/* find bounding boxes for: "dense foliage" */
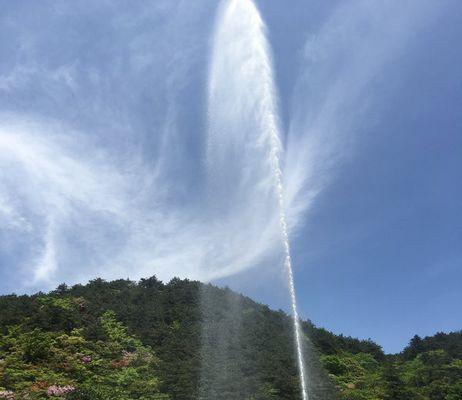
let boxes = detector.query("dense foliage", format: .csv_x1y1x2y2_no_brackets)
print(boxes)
0,277,460,399
304,318,462,399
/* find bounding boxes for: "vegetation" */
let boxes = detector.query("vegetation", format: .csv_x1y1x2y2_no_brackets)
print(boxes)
0,277,460,399
303,322,462,399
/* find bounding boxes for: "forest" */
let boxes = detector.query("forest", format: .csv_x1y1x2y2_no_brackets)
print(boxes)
0,277,460,399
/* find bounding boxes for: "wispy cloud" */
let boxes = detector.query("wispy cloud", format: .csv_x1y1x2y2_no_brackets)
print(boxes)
0,0,287,292
0,0,448,292
284,0,444,232
0,116,129,286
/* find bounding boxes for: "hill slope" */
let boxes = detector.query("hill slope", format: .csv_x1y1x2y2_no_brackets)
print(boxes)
0,277,460,399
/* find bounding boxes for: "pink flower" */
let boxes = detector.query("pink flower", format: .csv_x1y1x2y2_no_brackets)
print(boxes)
46,385,75,396
0,391,15,400
81,355,92,364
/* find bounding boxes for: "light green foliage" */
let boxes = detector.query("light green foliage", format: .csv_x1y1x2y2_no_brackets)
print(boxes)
37,296,76,311
0,306,168,399
322,353,384,400
322,347,462,400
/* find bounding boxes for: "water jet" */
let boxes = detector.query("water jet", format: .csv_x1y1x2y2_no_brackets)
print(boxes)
207,0,309,398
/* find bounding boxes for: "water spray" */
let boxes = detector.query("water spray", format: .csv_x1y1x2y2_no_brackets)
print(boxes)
208,0,309,398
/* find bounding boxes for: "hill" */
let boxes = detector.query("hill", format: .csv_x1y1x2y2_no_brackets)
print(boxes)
0,277,460,399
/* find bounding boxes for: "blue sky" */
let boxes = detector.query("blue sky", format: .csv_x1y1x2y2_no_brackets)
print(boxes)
0,0,461,353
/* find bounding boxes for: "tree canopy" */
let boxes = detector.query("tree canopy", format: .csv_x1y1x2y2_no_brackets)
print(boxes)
0,277,460,399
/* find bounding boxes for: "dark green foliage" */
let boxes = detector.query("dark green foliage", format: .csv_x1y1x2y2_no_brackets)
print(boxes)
67,387,106,400
198,285,316,400
303,321,385,361
0,277,460,400
402,332,462,360
0,278,321,399
382,362,415,400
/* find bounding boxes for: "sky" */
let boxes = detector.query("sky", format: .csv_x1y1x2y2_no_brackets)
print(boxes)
0,0,461,353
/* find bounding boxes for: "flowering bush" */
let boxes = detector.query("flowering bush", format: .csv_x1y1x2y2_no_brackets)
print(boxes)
46,385,75,396
0,391,15,400
81,355,92,364
0,308,166,399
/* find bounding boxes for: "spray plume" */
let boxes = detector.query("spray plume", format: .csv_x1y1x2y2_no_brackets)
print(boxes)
207,0,308,398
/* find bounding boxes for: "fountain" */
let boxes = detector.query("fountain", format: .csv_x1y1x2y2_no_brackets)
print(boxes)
207,0,308,398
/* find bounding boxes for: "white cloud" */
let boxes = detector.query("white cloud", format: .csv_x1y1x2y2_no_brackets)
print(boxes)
283,0,442,232
0,106,279,290
0,0,446,292
0,116,130,287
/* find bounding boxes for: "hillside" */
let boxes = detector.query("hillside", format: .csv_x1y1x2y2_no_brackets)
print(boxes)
0,277,460,399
